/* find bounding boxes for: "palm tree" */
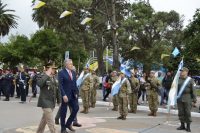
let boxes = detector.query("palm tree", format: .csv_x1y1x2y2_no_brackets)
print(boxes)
0,0,18,36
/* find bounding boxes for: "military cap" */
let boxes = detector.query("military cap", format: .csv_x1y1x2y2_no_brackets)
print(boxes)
180,67,189,72
44,61,57,69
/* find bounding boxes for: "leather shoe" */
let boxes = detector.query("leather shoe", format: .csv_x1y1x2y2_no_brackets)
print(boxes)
66,125,75,132
73,122,82,127
61,130,68,133
55,118,59,125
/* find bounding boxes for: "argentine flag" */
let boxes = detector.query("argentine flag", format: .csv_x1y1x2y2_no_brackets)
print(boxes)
168,59,183,107
172,47,180,57
111,77,121,96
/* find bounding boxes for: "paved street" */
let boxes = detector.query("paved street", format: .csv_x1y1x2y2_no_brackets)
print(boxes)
0,91,200,133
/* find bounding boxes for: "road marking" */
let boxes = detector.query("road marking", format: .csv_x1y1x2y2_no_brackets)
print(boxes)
86,128,137,133
95,116,166,119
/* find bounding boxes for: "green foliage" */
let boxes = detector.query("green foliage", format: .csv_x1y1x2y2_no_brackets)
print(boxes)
0,0,18,36
0,35,31,68
119,1,183,71
31,29,61,63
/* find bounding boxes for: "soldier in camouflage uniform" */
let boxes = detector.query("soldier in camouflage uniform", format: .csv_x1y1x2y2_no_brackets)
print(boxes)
111,71,119,111
90,71,99,108
176,67,197,132
80,68,92,114
117,72,131,120
146,71,160,117
128,71,140,113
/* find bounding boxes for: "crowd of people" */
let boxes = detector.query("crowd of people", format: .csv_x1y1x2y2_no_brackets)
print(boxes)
0,59,199,133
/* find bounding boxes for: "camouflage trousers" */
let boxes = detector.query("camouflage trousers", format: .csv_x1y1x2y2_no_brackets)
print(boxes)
80,89,90,108
147,90,158,113
177,101,192,123
128,93,137,112
112,95,119,107
90,88,97,106
118,96,128,117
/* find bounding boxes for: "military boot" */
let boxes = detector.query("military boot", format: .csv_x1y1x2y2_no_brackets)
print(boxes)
185,123,191,132
117,116,123,119
153,112,157,117
177,122,185,130
122,116,126,120
80,107,86,113
85,107,89,114
148,112,153,116
112,106,118,111
91,104,95,108
129,109,136,113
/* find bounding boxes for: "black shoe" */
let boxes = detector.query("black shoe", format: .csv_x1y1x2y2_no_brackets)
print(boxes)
3,98,9,101
15,96,20,98
177,122,185,130
185,123,191,132
55,118,59,125
73,122,82,127
19,101,26,104
66,125,75,132
122,117,126,120
117,116,123,119
61,130,68,133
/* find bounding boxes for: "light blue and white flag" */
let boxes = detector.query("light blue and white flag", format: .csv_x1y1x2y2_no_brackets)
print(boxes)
172,47,180,57
77,72,91,89
76,71,84,88
106,57,113,66
168,59,183,108
111,77,127,96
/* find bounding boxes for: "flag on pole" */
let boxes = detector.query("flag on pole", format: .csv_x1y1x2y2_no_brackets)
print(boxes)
76,71,84,88
172,47,180,57
131,46,140,51
32,0,46,9
196,58,200,62
89,61,98,71
161,54,170,60
167,59,183,109
81,17,92,25
111,77,121,96
59,10,73,18
106,57,113,66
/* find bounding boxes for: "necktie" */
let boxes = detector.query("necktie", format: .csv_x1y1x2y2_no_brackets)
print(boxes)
69,70,72,80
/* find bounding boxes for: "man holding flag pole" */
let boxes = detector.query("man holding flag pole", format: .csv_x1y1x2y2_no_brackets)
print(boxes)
111,71,131,120
167,58,197,132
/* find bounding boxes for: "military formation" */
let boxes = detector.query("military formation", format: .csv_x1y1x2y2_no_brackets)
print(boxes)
0,66,39,102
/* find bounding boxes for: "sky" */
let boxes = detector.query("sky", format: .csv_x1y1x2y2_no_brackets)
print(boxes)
1,0,200,43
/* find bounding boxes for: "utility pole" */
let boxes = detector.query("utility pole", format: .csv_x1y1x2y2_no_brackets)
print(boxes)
111,0,120,70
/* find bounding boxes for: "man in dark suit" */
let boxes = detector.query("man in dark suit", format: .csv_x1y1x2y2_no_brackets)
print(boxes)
59,59,79,133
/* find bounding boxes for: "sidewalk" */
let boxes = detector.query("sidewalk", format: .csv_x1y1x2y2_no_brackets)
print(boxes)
94,89,200,117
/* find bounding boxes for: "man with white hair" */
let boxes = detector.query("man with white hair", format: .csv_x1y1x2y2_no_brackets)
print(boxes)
58,59,79,133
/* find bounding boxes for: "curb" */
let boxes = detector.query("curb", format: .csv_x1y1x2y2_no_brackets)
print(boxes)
78,99,200,118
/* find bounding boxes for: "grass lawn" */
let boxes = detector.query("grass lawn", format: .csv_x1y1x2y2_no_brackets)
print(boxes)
196,89,200,96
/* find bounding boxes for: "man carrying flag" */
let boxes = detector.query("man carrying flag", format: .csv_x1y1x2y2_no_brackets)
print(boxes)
176,67,197,132
115,72,131,120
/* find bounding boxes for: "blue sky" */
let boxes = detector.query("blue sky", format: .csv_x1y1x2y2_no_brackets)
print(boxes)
1,0,200,43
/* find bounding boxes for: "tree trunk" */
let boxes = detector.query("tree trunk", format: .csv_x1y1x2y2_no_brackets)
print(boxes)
111,0,120,70
96,34,105,76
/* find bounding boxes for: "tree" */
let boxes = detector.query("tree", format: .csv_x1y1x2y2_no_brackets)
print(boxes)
0,0,18,36
183,9,200,75
31,29,61,64
119,1,183,71
0,35,32,68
